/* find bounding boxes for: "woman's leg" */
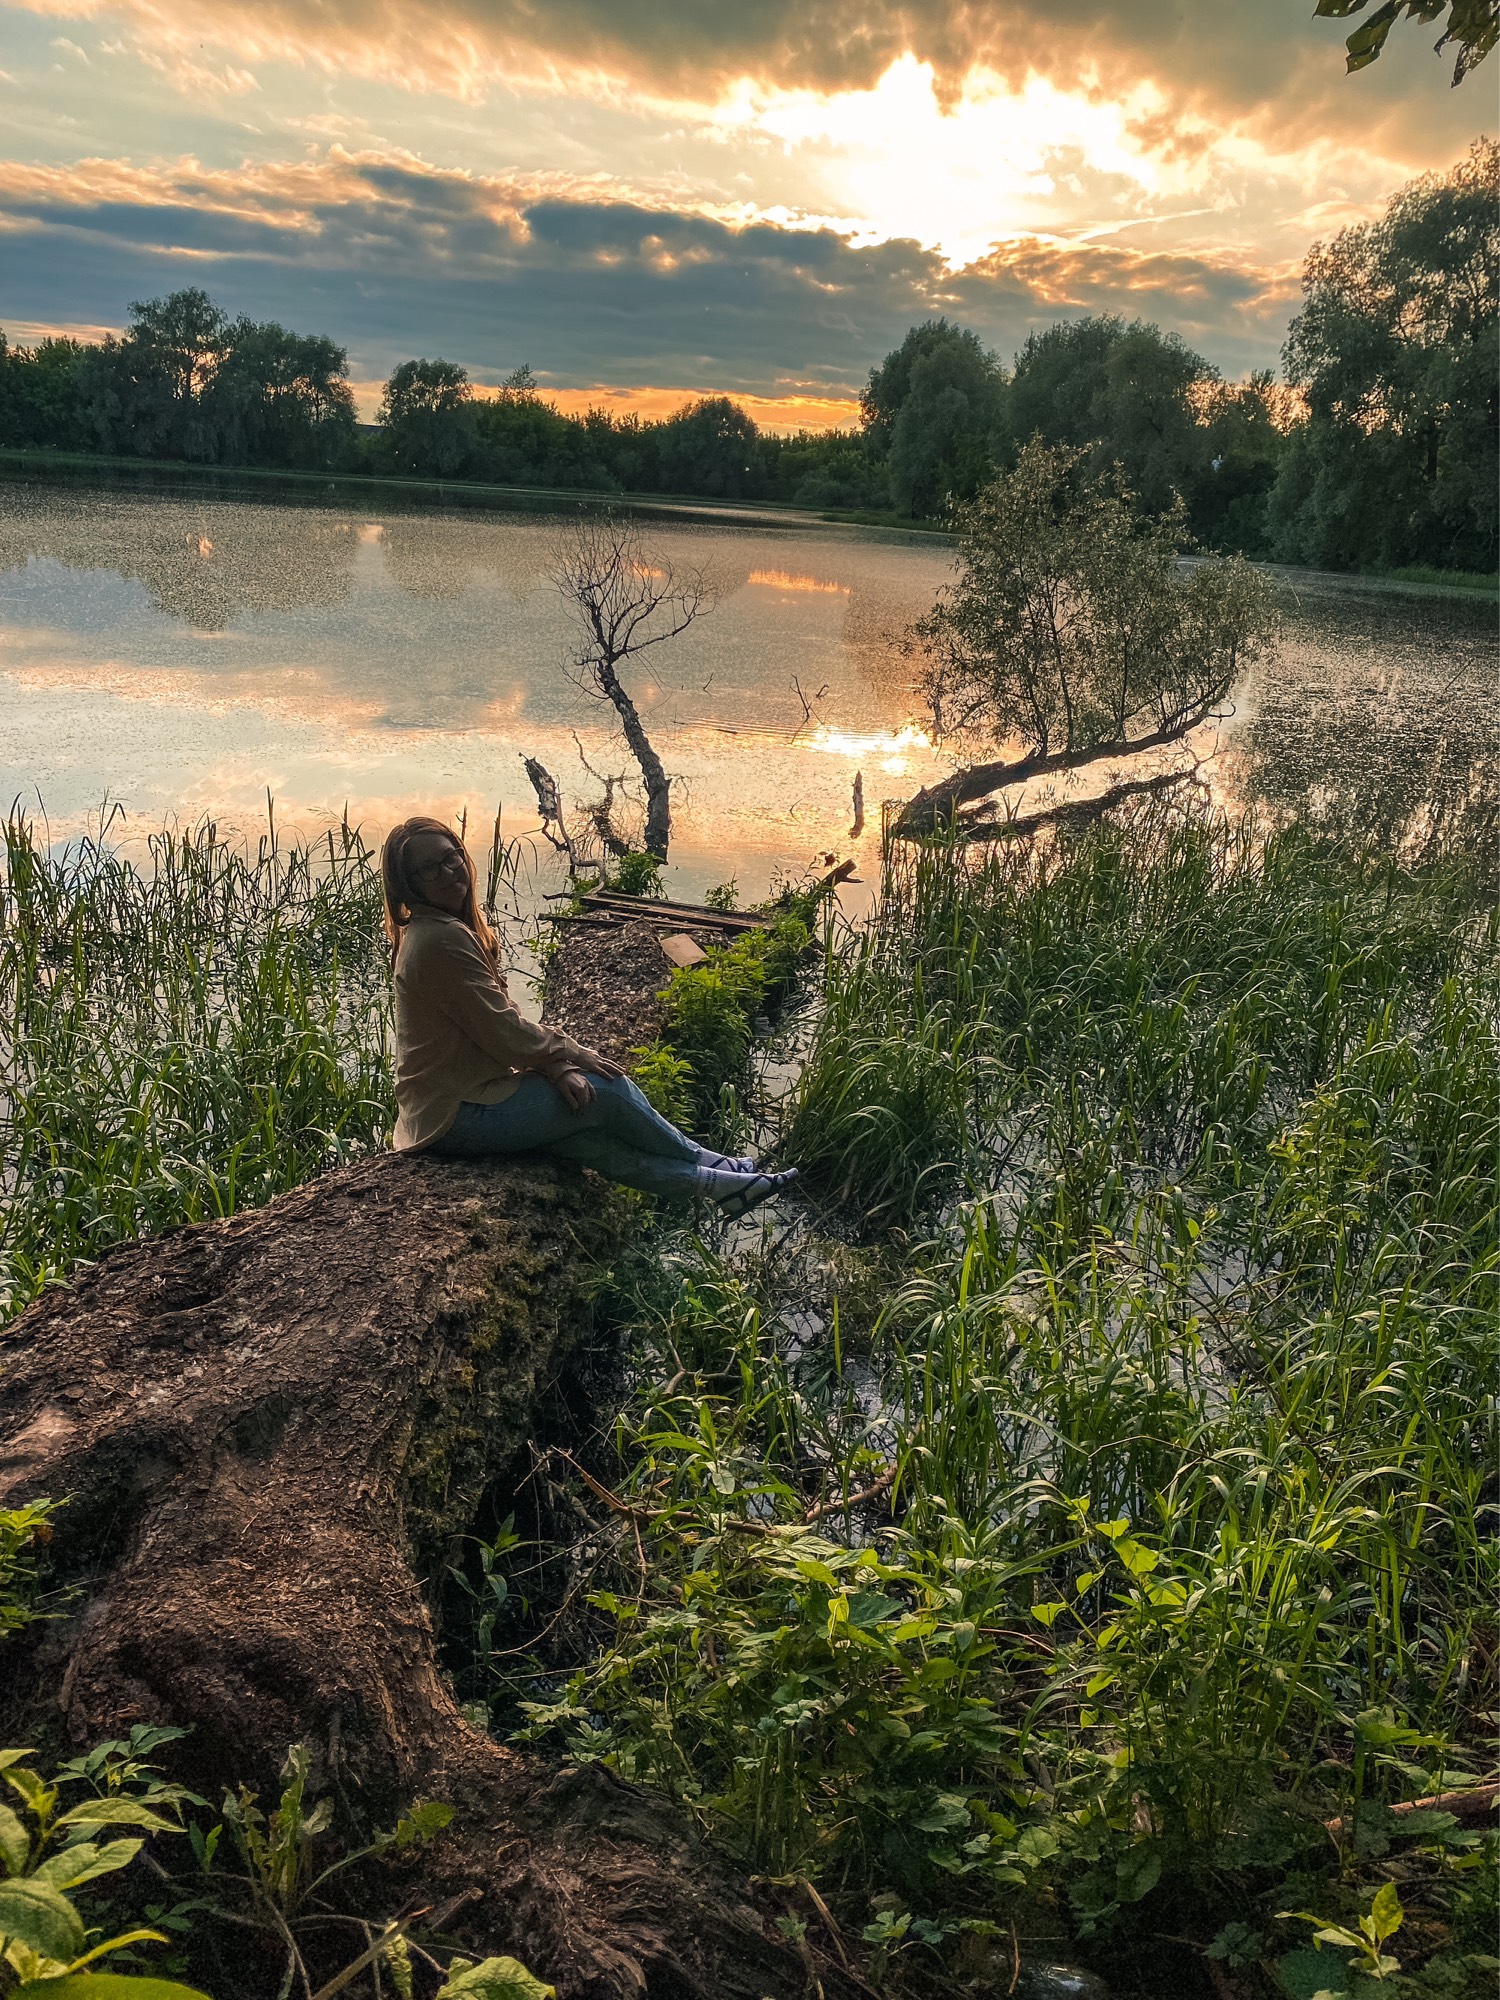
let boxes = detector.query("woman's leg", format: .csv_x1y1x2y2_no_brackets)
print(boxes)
431,1073,704,1192
578,1073,701,1161
539,1129,701,1198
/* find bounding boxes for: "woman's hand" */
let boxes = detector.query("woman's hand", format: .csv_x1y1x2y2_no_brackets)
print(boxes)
553,1066,596,1112
567,1048,626,1081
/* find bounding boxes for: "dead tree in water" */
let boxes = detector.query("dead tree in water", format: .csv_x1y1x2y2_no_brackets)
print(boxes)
554,516,712,860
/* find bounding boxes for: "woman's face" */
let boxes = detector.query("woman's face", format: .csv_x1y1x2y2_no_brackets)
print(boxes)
404,832,470,916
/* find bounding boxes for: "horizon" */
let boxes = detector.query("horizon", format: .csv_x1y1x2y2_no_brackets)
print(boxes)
1,1,1485,427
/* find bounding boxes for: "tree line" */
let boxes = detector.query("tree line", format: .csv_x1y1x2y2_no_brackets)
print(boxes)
1,139,1493,574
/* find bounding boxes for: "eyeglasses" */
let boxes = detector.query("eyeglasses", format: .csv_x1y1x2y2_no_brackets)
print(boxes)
410,851,467,883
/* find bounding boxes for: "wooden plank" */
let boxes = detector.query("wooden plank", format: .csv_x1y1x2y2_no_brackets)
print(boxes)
659,932,709,968
578,892,767,932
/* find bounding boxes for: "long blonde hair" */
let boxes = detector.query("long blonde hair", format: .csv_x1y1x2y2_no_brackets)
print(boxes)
381,817,499,970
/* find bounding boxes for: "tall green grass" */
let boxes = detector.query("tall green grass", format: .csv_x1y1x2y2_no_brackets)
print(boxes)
517,805,1499,1987
0,810,393,1321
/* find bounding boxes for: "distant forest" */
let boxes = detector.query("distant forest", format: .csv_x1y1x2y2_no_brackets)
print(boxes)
2,140,1494,575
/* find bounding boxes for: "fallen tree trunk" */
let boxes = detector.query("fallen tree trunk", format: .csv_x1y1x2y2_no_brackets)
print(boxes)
0,976,838,1995
948,768,1193,842
891,722,1202,838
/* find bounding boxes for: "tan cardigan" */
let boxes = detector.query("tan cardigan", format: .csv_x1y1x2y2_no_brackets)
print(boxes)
392,910,598,1152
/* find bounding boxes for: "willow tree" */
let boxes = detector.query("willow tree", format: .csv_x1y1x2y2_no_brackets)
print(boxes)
895,439,1275,837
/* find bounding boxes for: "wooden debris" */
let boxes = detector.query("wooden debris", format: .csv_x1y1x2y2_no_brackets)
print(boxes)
659,932,709,968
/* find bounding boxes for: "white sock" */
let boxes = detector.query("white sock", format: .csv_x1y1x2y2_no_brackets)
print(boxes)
693,1163,759,1198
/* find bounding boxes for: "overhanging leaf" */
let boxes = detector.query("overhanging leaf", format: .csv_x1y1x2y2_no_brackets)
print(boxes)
0,1801,30,1875
18,1976,214,1998
53,1799,178,1835
0,1878,86,1961
30,1838,144,1892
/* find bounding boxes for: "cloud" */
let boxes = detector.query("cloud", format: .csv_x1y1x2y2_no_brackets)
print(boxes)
11,0,1481,153
0,148,1301,394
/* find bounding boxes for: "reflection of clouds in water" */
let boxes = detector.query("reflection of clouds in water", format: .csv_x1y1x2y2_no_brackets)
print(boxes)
747,568,849,595
4,482,1489,887
0,488,362,630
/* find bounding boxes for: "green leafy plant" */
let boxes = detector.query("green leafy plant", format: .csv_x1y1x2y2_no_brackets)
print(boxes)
435,1957,553,1998
0,1733,206,1992
605,850,665,898
0,1503,59,1639
1282,1882,1406,1983
203,1743,452,1997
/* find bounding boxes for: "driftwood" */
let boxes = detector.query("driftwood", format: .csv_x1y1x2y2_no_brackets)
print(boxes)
0,970,835,1997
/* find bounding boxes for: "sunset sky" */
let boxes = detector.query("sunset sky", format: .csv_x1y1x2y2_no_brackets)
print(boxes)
1,0,1484,426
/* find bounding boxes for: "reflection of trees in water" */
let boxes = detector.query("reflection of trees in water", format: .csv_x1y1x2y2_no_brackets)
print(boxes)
1226,588,1498,878
0,488,360,630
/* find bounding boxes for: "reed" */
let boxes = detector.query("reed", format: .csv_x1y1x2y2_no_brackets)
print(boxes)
518,802,1499,1982
0,809,393,1322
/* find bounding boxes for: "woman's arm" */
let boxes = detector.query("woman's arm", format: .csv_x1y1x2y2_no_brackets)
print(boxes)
430,925,609,1076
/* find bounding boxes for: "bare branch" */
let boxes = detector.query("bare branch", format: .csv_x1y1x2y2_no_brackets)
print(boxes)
552,512,715,858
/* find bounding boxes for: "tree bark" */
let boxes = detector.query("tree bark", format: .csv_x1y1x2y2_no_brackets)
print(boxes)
0,985,838,1996
892,720,1205,838
596,659,671,860
948,768,1192,842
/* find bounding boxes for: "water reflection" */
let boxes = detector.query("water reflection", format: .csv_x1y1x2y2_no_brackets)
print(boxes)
0,483,953,898
1226,578,1498,875
0,482,1492,896
0,486,361,629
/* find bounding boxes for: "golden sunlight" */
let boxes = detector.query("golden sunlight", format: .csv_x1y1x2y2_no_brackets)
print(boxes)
715,54,1167,265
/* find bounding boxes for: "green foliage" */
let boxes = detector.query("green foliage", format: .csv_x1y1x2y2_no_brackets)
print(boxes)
377,356,476,475
0,809,393,1323
436,1958,554,1999
605,850,665,898
528,804,1496,1972
649,912,812,1130
862,319,1005,517
0,1503,58,1639
1007,316,1224,522
16,1976,212,1997
629,1044,694,1128
915,438,1276,767
0,290,356,469
0,1733,203,1991
1272,138,1498,575
1282,1881,1406,1982
1314,0,1496,83
188,1743,452,1998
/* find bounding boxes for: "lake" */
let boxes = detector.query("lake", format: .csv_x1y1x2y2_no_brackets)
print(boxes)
1,480,1494,907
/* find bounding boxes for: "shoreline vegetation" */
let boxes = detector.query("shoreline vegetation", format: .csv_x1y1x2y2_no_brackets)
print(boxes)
0,129,1495,2000
2,139,1495,584
2,785,1496,1999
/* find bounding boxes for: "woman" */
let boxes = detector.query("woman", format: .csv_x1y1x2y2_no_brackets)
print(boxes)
383,817,794,1217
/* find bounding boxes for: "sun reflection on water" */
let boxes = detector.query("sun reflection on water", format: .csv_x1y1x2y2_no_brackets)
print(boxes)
804,722,932,773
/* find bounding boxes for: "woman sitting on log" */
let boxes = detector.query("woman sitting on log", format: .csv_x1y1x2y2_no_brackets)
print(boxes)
383,817,794,1218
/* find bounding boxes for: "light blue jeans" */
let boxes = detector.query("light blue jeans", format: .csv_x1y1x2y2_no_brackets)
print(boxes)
430,1071,701,1197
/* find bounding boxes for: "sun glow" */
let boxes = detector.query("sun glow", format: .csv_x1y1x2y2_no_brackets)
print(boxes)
715,55,1169,266
804,722,934,775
